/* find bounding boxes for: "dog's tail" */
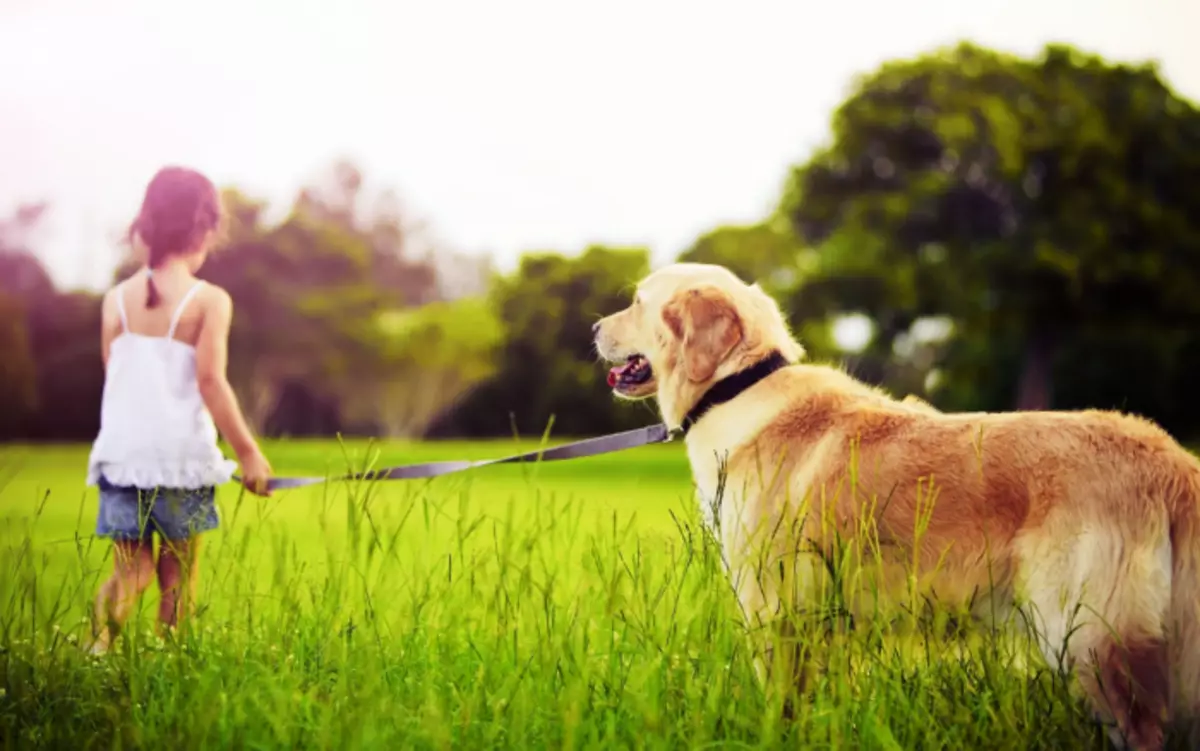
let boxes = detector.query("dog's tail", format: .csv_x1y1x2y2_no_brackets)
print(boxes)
1169,466,1200,737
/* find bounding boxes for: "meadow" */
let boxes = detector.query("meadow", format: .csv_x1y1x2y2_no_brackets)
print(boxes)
1,438,1112,749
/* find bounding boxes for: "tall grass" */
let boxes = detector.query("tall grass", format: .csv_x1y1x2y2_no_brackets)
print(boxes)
0,442,1109,749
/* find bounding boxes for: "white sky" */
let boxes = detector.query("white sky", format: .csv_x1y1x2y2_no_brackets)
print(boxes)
1,0,1196,292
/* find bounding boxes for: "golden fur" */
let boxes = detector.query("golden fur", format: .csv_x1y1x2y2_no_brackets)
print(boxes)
594,262,1200,750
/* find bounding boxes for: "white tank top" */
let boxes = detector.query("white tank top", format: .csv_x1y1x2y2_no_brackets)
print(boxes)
86,277,237,489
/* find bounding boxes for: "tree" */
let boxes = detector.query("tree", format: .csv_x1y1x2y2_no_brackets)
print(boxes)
293,158,440,306
0,249,55,301
0,203,56,303
341,297,505,438
781,42,1200,410
677,221,810,296
0,293,37,439
0,212,48,438
22,291,105,440
0,203,99,441
427,245,654,438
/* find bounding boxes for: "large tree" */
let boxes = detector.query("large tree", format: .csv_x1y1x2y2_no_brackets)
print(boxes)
781,43,1200,410
677,221,809,296
0,293,37,439
343,297,504,438
0,204,105,441
427,245,655,438
0,205,51,437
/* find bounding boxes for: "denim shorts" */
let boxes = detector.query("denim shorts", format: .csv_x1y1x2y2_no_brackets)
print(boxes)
95,476,220,541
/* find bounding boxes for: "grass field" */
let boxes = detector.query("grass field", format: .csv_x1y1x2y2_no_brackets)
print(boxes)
1,438,1113,749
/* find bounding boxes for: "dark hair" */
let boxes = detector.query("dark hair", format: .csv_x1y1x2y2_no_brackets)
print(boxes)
129,166,222,308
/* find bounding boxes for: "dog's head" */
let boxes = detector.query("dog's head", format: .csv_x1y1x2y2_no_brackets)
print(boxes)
593,262,804,428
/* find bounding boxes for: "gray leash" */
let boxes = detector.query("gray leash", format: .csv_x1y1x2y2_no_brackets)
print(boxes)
241,423,676,491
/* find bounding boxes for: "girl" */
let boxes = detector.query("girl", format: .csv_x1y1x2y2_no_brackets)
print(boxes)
86,165,273,652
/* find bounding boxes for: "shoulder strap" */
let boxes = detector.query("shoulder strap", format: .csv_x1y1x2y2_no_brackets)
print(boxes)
167,281,205,340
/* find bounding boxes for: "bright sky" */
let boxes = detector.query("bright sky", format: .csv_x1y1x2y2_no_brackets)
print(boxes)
1,0,1196,292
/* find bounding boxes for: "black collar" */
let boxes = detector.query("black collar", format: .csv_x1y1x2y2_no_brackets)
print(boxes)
678,350,789,436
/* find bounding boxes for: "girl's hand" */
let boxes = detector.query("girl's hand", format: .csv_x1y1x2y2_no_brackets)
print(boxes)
239,450,274,497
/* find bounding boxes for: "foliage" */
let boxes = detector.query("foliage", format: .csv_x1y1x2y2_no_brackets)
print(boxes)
0,293,36,439
6,41,1200,441
202,204,400,433
677,221,812,297
22,292,105,441
428,246,655,438
0,250,54,301
780,42,1200,412
342,297,506,438
0,206,105,441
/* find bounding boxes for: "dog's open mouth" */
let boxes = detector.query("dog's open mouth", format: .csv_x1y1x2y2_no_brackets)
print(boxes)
607,354,653,392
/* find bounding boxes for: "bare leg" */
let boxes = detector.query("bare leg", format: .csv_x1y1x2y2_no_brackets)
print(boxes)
156,535,202,637
91,539,156,653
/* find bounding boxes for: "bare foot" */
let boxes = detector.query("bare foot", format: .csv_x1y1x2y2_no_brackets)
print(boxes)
86,637,110,656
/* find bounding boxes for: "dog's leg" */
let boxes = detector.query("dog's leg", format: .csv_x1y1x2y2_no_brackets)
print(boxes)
732,543,825,719
741,603,812,720
1089,636,1170,751
768,609,821,721
1018,518,1172,751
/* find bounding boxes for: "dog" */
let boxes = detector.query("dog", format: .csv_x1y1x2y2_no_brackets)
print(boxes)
593,262,1200,750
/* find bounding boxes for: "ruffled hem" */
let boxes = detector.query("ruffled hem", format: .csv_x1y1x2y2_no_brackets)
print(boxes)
87,458,238,489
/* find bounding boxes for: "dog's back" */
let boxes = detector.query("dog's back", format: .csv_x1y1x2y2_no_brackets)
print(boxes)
732,371,1200,750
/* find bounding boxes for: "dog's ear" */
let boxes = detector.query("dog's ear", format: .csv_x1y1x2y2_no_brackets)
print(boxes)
662,285,743,383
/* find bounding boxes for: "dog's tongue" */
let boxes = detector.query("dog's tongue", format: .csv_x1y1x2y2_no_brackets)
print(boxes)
606,364,627,387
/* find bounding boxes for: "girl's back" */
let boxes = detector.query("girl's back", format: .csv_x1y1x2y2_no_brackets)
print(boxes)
89,268,236,489
115,271,208,345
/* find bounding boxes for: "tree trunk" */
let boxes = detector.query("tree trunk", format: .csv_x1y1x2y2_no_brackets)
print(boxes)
1015,329,1055,411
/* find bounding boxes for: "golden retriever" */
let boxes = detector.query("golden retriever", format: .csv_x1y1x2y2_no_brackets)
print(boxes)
593,262,1200,750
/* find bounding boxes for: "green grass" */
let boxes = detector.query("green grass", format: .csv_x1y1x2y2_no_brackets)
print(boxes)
0,439,1111,749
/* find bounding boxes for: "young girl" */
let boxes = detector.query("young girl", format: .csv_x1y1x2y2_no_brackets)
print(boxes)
86,165,273,652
